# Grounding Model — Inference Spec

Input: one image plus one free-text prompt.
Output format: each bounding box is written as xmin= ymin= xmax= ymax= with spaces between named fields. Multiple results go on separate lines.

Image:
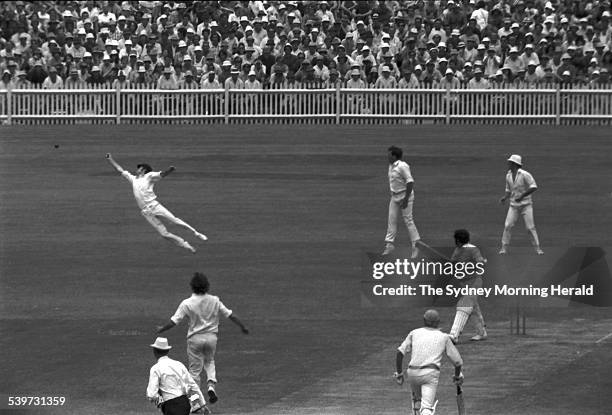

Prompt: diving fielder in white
xmin=106 ymin=153 xmax=207 ymax=253
xmin=394 ymin=310 xmax=464 ymax=415
xmin=499 ymin=154 xmax=543 ymax=255
xmin=383 ymin=146 xmax=421 ymax=258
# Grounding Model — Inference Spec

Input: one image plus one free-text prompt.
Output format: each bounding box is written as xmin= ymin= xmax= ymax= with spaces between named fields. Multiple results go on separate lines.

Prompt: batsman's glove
xmin=393 ymin=371 xmax=405 ymax=385
xmin=452 ymin=372 xmax=464 ymax=386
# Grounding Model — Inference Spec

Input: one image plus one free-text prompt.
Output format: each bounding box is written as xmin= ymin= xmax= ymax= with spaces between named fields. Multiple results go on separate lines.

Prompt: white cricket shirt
xmin=398 ymin=327 xmax=462 ymax=369
xmin=146 ymin=356 xmax=202 ymax=402
xmin=505 ymin=168 xmax=537 ymax=207
xmin=388 ymin=160 xmax=415 ymax=197
xmin=171 ymin=294 xmax=233 ymax=338
xmin=122 ymin=171 xmax=162 ymax=209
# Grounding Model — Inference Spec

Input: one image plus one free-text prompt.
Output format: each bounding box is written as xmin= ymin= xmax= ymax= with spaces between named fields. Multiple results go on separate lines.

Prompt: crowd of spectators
xmin=0 ymin=0 xmax=611 ymax=91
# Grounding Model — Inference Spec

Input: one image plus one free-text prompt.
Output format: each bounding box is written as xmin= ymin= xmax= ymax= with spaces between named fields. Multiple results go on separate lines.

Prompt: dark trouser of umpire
xmin=161 ymin=395 xmax=190 ymax=415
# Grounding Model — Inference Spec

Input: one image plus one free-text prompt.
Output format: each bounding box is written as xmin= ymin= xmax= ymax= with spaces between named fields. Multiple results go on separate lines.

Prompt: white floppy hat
xmin=507 ymin=154 xmax=522 ymax=166
xmin=150 ymin=337 xmax=172 ymax=350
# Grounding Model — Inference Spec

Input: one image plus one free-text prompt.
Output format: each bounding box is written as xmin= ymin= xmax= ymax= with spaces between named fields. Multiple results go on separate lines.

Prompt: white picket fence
xmin=1 ymin=86 xmax=611 ymax=125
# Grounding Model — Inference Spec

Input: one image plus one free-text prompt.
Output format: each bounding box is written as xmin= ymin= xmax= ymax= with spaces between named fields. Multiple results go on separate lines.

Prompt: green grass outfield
xmin=1 ymin=125 xmax=612 ymax=415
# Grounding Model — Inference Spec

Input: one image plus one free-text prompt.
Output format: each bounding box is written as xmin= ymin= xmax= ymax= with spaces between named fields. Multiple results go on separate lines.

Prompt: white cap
xmin=150 ymin=337 xmax=172 ymax=350
xmin=445 ymin=68 xmax=454 ymax=75
xmin=507 ymin=154 xmax=522 ymax=166
xmin=509 ymin=46 xmax=518 ymax=53
xmin=381 ymin=65 xmax=390 ymax=72
xmin=178 ymin=40 xmax=187 ymax=47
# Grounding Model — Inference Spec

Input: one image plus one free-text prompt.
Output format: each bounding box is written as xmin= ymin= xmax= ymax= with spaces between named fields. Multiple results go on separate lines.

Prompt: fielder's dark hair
xmin=190 ymin=272 xmax=210 ymax=294
xmin=388 ymin=146 xmax=403 ymax=160
xmin=454 ymin=229 xmax=470 ymax=245
xmin=137 ymin=163 xmax=153 ymax=173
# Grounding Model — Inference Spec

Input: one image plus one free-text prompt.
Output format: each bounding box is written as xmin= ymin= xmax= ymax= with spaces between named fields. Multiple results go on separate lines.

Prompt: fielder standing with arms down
xmin=394 ymin=310 xmax=464 ymax=415
xmin=499 ymin=154 xmax=544 ymax=255
xmin=383 ymin=146 xmax=422 ymax=258
xmin=156 ymin=273 xmax=249 ymax=406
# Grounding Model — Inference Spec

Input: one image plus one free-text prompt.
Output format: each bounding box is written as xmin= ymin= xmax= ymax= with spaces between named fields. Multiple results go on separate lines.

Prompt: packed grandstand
xmin=0 ymin=0 xmax=611 ymax=89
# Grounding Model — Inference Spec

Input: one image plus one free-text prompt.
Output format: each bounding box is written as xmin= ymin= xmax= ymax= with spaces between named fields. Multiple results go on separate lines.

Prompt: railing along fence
xmin=1 ymin=84 xmax=611 ymax=126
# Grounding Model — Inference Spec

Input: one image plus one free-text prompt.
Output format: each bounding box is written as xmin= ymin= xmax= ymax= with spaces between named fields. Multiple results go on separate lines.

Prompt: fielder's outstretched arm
xmin=229 ymin=314 xmax=249 ymax=334
xmin=160 ymin=166 xmax=175 ymax=177
xmin=156 ymin=320 xmax=176 ymax=334
xmin=105 ymin=153 xmax=125 ymax=173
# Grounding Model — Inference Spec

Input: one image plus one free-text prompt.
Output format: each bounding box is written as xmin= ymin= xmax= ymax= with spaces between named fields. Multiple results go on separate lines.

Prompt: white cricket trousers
xmin=501 ymin=204 xmax=540 ymax=247
xmin=385 ymin=193 xmax=420 ymax=245
xmin=187 ymin=332 xmax=218 ymax=385
xmin=407 ymin=368 xmax=439 ymax=415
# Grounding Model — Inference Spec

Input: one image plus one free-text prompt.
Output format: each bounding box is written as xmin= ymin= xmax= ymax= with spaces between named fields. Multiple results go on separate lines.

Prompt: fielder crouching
xmin=394 ymin=310 xmax=463 ymax=415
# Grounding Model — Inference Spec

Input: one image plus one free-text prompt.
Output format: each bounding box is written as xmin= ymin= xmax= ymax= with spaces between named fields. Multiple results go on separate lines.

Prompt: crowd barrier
xmin=1 ymin=84 xmax=611 ymax=125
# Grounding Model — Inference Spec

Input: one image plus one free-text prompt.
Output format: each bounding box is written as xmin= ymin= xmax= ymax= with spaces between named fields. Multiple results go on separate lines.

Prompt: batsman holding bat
xmin=449 ymin=229 xmax=488 ymax=343
xmin=394 ymin=310 xmax=464 ymax=415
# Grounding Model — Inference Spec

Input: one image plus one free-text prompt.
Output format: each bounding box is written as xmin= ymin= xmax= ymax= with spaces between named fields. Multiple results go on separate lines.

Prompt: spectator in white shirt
xmin=468 ymin=68 xmax=490 ymax=88
xmin=201 ymin=71 xmax=222 ymax=89
xmin=470 ymin=1 xmax=489 ymax=31
xmin=42 ymin=66 xmax=63 ymax=89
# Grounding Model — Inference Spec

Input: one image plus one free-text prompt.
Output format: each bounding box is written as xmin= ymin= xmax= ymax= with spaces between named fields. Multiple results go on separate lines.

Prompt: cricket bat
xmin=415 ymin=240 xmax=452 ymax=262
xmin=456 ymin=384 xmax=465 ymax=415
